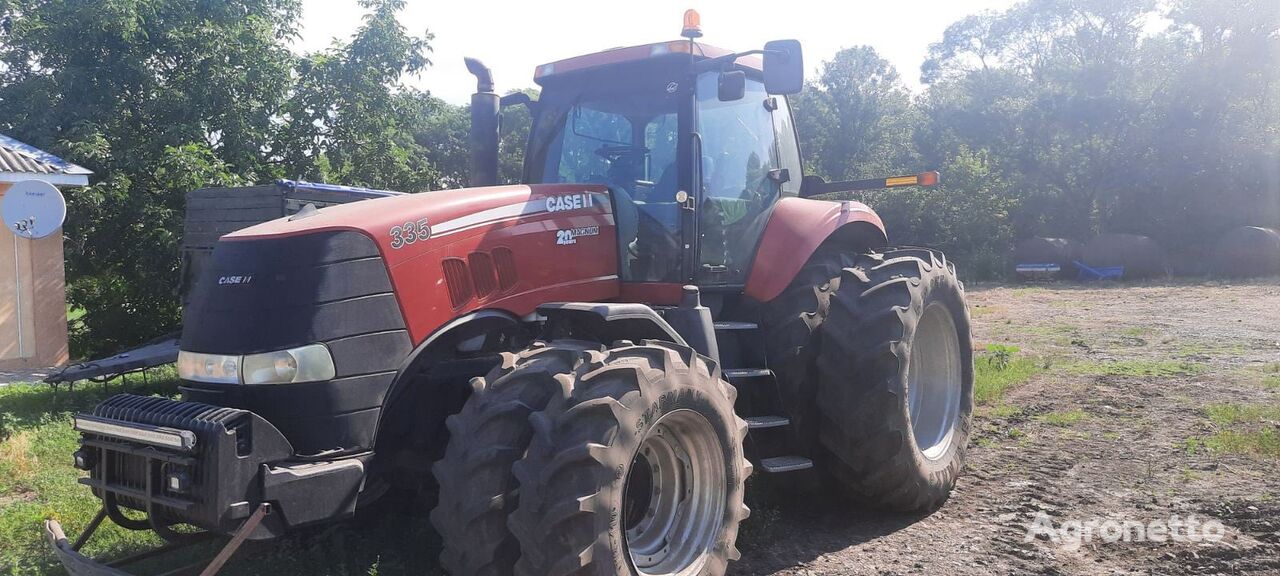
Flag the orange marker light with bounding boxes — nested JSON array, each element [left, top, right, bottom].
[[682, 9, 703, 39]]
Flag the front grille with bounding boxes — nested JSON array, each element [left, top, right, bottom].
[[108, 449, 148, 499]]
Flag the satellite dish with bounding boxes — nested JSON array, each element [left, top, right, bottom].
[[2, 180, 67, 239]]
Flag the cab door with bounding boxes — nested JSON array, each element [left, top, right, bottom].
[[693, 72, 785, 286]]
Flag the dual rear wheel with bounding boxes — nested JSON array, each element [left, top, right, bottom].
[[432, 340, 748, 576], [767, 246, 975, 511]]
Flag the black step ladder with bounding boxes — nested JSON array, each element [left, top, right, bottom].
[[715, 321, 813, 473]]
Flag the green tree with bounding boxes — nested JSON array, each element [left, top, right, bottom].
[[920, 0, 1159, 242], [273, 0, 438, 192], [792, 46, 921, 181], [0, 0, 300, 356], [498, 89, 538, 184], [0, 0, 458, 357]]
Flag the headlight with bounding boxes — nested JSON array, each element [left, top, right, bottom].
[[177, 344, 335, 385], [242, 345, 335, 385], [177, 351, 240, 384]]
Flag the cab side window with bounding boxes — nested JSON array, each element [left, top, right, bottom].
[[773, 95, 803, 196]]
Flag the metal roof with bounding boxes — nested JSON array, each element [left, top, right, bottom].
[[0, 133, 92, 186], [276, 179, 406, 198], [535, 41, 762, 84]]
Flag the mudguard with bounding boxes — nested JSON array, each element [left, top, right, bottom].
[[538, 302, 687, 346], [744, 197, 888, 303]]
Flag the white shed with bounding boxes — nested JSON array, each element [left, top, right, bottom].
[[0, 133, 91, 372]]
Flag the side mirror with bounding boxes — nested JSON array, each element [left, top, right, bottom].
[[763, 39, 803, 95], [718, 70, 746, 101]]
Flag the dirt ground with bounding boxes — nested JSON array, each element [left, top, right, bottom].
[[733, 280, 1280, 576]]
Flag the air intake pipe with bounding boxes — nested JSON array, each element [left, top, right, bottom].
[[465, 57, 500, 187]]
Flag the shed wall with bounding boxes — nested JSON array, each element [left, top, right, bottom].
[[0, 181, 69, 370]]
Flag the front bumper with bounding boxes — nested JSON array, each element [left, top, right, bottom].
[[73, 394, 366, 540]]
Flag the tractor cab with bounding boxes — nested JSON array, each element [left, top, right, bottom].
[[470, 19, 806, 288]]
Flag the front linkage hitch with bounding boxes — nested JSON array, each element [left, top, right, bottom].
[[44, 503, 271, 576]]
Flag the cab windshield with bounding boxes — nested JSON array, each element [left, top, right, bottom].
[[527, 62, 789, 286], [528, 65, 687, 282]]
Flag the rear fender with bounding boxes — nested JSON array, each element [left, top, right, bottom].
[[744, 197, 888, 303], [537, 302, 686, 346]]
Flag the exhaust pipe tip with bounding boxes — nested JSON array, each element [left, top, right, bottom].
[[465, 57, 500, 187], [464, 57, 494, 93]]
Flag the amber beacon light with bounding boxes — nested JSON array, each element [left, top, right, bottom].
[[682, 9, 703, 38]]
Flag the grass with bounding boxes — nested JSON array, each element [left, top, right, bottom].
[[1119, 326, 1150, 338], [0, 379, 183, 575], [1204, 403, 1280, 426], [1185, 431, 1280, 459], [1174, 341, 1247, 358], [974, 344, 1045, 405], [983, 404, 1023, 419], [1065, 359, 1208, 378], [1258, 363, 1280, 392], [1183, 402, 1280, 460]]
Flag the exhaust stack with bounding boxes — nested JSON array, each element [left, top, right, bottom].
[[465, 57, 500, 187]]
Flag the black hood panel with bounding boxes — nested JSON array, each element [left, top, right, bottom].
[[179, 230, 411, 455], [182, 231, 405, 354]]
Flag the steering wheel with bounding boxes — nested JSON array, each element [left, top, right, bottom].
[[595, 144, 648, 161]]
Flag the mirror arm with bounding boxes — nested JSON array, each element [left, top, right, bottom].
[[690, 48, 782, 74], [500, 92, 538, 113]]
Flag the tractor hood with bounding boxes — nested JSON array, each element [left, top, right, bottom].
[[211, 182, 619, 345], [226, 183, 611, 269]]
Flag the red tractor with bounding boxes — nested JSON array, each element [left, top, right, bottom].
[[47, 12, 973, 576]]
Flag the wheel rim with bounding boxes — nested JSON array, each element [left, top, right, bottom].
[[623, 409, 725, 575], [907, 301, 963, 461]]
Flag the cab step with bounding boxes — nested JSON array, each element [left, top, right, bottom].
[[746, 415, 790, 429], [758, 455, 814, 473], [723, 368, 773, 380], [713, 321, 759, 331]]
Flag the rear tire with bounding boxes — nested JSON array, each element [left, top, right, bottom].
[[430, 341, 597, 576], [761, 249, 856, 451], [508, 341, 751, 576], [815, 247, 974, 511]]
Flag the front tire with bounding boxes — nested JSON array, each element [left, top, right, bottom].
[[508, 341, 751, 576], [815, 247, 974, 511], [430, 341, 595, 576]]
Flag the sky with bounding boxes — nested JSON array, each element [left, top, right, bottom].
[[296, 0, 1022, 105]]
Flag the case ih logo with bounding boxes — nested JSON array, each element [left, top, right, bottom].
[[218, 275, 253, 285], [545, 193, 595, 213]]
